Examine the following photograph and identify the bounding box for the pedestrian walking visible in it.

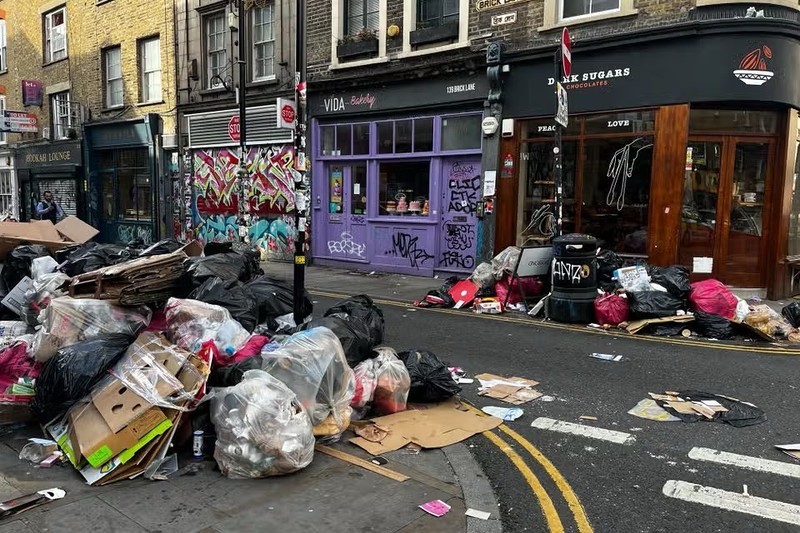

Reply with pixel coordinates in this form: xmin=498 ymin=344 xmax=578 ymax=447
xmin=35 ymin=190 xmax=65 ymax=223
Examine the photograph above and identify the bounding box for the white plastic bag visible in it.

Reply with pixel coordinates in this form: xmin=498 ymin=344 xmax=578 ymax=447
xmin=31 ymin=256 xmax=59 ymax=281
xmin=211 ymin=370 xmax=314 ymax=479
xmin=164 ymin=298 xmax=249 ymax=356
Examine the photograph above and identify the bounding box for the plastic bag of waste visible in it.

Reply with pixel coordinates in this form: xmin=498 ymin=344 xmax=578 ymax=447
xmin=398 ymin=349 xmax=461 ymax=403
xmin=2 ymin=245 xmax=50 ymax=290
xmin=164 ymin=298 xmax=249 ymax=356
xmin=627 ymin=291 xmax=684 ymax=319
xmin=689 ymin=279 xmax=738 ymax=319
xmin=246 ymin=276 xmax=312 ymax=329
xmin=693 ymin=310 xmax=734 ymax=340
xmin=324 ymin=295 xmax=385 ymax=346
xmin=190 ymin=277 xmax=260 ymax=332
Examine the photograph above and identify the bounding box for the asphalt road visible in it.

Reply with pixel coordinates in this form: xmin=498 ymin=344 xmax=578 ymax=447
xmin=313 ymin=293 xmax=800 ymax=533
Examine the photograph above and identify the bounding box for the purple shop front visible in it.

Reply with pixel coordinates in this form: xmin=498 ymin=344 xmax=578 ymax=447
xmin=309 ymin=75 xmax=487 ymax=276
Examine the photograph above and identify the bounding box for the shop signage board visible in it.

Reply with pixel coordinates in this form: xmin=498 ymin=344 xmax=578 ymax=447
xmin=476 ymin=0 xmax=521 ymax=11
xmin=491 ymin=12 xmax=517 ymax=25
xmin=504 ymin=32 xmax=800 ymax=117
xmin=21 ymin=80 xmax=43 ymax=106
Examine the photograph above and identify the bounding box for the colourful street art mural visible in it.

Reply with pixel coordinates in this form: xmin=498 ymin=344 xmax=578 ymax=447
xmin=192 ymin=145 xmax=298 ymax=260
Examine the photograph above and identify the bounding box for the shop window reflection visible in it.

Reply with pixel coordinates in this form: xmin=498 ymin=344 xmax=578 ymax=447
xmin=379 ymin=161 xmax=430 ymax=216
xmin=441 ymin=115 xmax=482 ymax=151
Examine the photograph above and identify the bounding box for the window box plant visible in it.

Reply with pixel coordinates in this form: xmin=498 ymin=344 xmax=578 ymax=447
xmin=409 ymin=21 xmax=459 ymax=46
xmin=337 ymin=28 xmax=379 ymax=60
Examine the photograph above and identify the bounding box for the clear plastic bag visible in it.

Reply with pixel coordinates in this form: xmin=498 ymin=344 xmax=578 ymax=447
xmin=469 ymin=262 xmax=496 ymax=291
xmin=20 ymin=272 xmax=70 ymax=327
xmin=30 ymin=297 xmax=151 ymax=363
xmin=744 ymin=304 xmax=793 ymax=339
xmin=261 ymin=327 xmax=355 ymax=431
xmin=211 ymin=369 xmax=314 ymax=479
xmin=371 ymin=347 xmax=411 ymax=415
xmin=491 ymin=246 xmax=521 ymax=278
xmin=351 ymin=358 xmax=379 ymax=410
xmin=164 ymin=298 xmax=250 ymax=356
xmin=31 ymin=256 xmax=59 ymax=281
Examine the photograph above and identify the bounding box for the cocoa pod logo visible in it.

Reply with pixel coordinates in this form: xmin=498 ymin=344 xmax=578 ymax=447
xmin=739 ymin=46 xmax=772 ymax=71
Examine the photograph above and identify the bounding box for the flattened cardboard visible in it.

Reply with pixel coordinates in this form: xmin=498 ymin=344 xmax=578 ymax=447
xmin=55 ymin=216 xmax=99 ymax=244
xmin=349 ymin=400 xmax=502 ymax=455
xmin=475 ymin=373 xmax=540 ymax=388
xmin=622 ymin=315 xmax=694 ymax=335
xmin=475 ymin=373 xmax=542 ymax=405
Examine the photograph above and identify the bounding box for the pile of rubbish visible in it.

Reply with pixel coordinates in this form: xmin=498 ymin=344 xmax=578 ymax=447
xmin=0 ymin=233 xmax=477 ymax=487
xmin=593 ymin=251 xmax=800 ymax=344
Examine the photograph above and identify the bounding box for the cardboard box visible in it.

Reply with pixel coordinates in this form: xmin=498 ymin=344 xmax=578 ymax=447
xmin=70 ymin=401 xmax=168 ymax=468
xmin=0 ymin=216 xmax=98 ymax=260
xmin=1 ymin=277 xmax=32 ymax=316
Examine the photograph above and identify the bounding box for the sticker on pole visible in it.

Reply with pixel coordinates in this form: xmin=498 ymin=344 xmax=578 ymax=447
xmin=555 ymin=83 xmax=568 ymax=127
xmin=228 ymin=116 xmax=240 ymax=142
xmin=561 ymin=27 xmax=572 ymax=79
xmin=277 ymin=97 xmax=297 ymax=129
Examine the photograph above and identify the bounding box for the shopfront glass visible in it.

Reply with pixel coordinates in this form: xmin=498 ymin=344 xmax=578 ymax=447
xmin=517 ymin=111 xmax=655 ymax=254
xmin=93 ymin=147 xmax=154 ymax=243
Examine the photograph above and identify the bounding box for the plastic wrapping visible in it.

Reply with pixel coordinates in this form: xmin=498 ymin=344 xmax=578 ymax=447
xmin=32 ymin=334 xmax=133 ymax=423
xmin=735 ymin=299 xmax=750 ymax=322
xmin=689 ymin=279 xmax=738 ymax=319
xmin=211 ymin=369 xmax=314 ymax=479
xmin=371 ymin=347 xmax=410 ymax=415
xmin=181 ymin=252 xmax=261 ymax=294
xmin=594 ymin=293 xmax=629 ymax=326
xmin=138 ymin=239 xmax=184 ymax=257
xmin=491 ymin=246 xmax=521 ymax=278
xmin=744 ymin=305 xmax=793 ymax=339
xmin=261 ymin=327 xmax=355 ymax=429
xmin=20 ymin=272 xmax=70 ymax=327
xmin=247 ymin=276 xmax=313 ymax=329
xmin=414 ymin=276 xmax=459 ymax=308
xmin=31 ymin=256 xmax=59 ymax=280
xmin=60 ymin=243 xmax=133 ymax=276
xmin=164 ymin=298 xmax=250 ymax=356
xmin=108 ymin=332 xmax=201 ymax=411
xmin=300 ymin=315 xmax=373 ymax=367
xmin=324 ymin=295 xmax=385 ymax=347
xmin=30 ymin=298 xmax=151 ymax=363
xmin=495 ymin=274 xmax=544 ymax=305
xmin=2 ymin=245 xmax=51 ymax=290
xmin=351 ymin=359 xmax=379 ymax=410
xmin=0 ymin=338 xmax=38 ymax=394
xmin=190 ymin=277 xmax=260 ymax=332
xmin=398 ymin=349 xmax=461 ymax=403
xmin=627 ymin=291 xmax=685 ymax=319
xmin=470 ymin=262 xmax=496 ymax=291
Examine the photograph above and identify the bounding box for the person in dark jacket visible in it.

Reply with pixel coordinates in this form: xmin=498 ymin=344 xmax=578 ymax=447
xmin=35 ymin=191 xmax=64 ymax=223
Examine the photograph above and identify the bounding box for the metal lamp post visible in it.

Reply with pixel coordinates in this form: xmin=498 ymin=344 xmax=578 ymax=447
xmin=293 ymin=0 xmax=308 ymax=324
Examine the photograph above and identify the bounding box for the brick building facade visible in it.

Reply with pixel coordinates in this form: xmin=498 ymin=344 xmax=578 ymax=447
xmin=307 ymin=0 xmax=800 ymax=298
xmin=0 ymin=0 xmax=177 ymax=243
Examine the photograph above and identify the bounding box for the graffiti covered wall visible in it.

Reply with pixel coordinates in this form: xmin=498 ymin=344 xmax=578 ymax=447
xmin=192 ymin=145 xmax=297 ymax=260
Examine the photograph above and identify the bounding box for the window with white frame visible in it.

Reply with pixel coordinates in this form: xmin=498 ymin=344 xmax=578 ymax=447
xmin=104 ymin=46 xmax=123 ymax=108
xmin=345 ymin=0 xmax=379 ymax=35
xmin=44 ymin=7 xmax=67 ymax=63
xmin=561 ymin=0 xmax=620 ymax=20
xmin=139 ymin=36 xmax=162 ymax=102
xmin=205 ymin=13 xmax=227 ymax=88
xmin=51 ymin=91 xmax=72 ymax=139
xmin=0 ymin=20 xmax=7 ymax=73
xmin=417 ymin=0 xmax=459 ymax=28
xmin=0 ymin=171 xmax=13 ymax=217
xmin=251 ymin=4 xmax=275 ymax=81
xmin=0 ymin=96 xmax=6 ymax=144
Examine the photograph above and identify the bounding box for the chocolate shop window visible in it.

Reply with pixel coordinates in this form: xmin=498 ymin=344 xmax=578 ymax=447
xmin=379 ymin=161 xmax=431 ymax=216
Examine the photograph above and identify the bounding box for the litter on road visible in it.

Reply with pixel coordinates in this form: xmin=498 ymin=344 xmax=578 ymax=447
xmin=419 ymin=499 xmax=452 ymax=517
xmin=775 ymin=444 xmax=800 ymax=461
xmin=650 ymin=391 xmax=766 ymax=427
xmin=465 ymin=508 xmax=492 ymax=520
xmin=588 ymin=353 xmax=622 ymax=362
xmin=476 ymin=373 xmax=543 ymax=405
xmin=481 ymin=406 xmax=524 ymax=421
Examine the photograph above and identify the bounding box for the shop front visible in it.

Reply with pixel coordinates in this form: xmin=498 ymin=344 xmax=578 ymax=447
xmin=14 ymin=141 xmax=83 ymax=222
xmin=0 ymin=147 xmax=17 ymax=220
xmin=184 ymin=105 xmax=295 ymax=261
xmin=309 ymin=74 xmax=487 ymax=276
xmin=84 ymin=115 xmax=162 ymax=244
xmin=499 ymin=24 xmax=800 ymax=297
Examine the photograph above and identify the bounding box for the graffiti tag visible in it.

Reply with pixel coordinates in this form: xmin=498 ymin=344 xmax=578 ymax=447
xmin=328 ymin=232 xmax=366 ymax=258
xmin=440 ymin=251 xmax=475 ymax=270
xmin=448 ymin=176 xmax=481 ymax=213
xmin=117 ymin=224 xmax=153 ymax=245
xmin=387 ymin=232 xmax=433 ymax=269
xmin=444 ymin=223 xmax=475 ymax=251
xmin=552 ymin=260 xmax=590 ymax=284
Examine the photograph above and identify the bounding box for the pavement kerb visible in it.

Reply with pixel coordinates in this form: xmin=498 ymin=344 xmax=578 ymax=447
xmin=443 ymin=442 xmax=504 ymax=533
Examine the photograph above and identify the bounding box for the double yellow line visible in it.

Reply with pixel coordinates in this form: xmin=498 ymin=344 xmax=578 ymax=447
xmin=465 ymin=404 xmax=593 ymax=533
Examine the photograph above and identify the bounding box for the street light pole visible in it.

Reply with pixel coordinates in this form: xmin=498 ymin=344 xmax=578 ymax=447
xmin=293 ymin=0 xmax=308 ymax=324
xmin=237 ymin=0 xmax=249 ymax=239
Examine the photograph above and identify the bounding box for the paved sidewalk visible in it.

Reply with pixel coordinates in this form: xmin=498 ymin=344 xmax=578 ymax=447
xmin=0 ymin=422 xmax=491 ymax=533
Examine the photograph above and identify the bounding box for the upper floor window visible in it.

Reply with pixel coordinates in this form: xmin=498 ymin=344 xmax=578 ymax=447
xmin=251 ymin=3 xmax=275 ymax=81
xmin=103 ymin=46 xmax=123 ymax=108
xmin=561 ymin=0 xmax=619 ymax=20
xmin=205 ymin=12 xmax=227 ymax=88
xmin=0 ymin=20 xmax=7 ymax=73
xmin=44 ymin=7 xmax=67 ymax=63
xmin=417 ymin=0 xmax=458 ymax=28
xmin=0 ymin=96 xmax=6 ymax=144
xmin=139 ymin=36 xmax=162 ymax=103
xmin=51 ymin=91 xmax=72 ymax=139
xmin=345 ymin=0 xmax=379 ymax=35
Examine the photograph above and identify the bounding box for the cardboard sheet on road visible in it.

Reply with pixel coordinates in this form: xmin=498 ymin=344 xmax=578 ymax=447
xmin=621 ymin=315 xmax=694 ymax=334
xmin=349 ymin=400 xmax=502 ymax=455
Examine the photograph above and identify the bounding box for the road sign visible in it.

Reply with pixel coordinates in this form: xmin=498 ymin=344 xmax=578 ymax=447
xmin=276 ymin=97 xmax=297 ymax=129
xmin=228 ymin=115 xmax=240 ymax=142
xmin=555 ymin=83 xmax=568 ymax=127
xmin=561 ymin=27 xmax=572 ymax=79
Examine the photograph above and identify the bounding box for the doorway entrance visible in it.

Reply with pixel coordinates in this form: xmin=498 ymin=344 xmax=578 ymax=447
xmin=324 ymin=163 xmax=369 ymax=262
xmin=680 ymin=137 xmax=773 ymax=287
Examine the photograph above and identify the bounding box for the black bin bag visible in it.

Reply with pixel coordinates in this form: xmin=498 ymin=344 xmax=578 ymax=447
xmin=693 ymin=310 xmax=734 ymax=340
xmin=190 ymin=277 xmax=260 ymax=332
xmin=647 ymin=265 xmax=691 ymax=299
xmin=782 ymin=302 xmax=800 ymax=328
xmin=2 ymin=245 xmax=51 ymax=289
xmin=398 ymin=349 xmax=461 ymax=403
xmin=627 ymin=291 xmax=685 ymax=319
xmin=32 ymin=334 xmax=134 ymax=423
xmin=299 ymin=315 xmax=372 ymax=367
xmin=247 ymin=276 xmax=312 ymax=329
xmin=324 ymin=295 xmax=385 ymax=346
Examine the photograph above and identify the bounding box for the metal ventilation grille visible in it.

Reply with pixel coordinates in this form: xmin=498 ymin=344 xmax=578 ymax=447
xmin=187 ymin=106 xmax=293 ymax=148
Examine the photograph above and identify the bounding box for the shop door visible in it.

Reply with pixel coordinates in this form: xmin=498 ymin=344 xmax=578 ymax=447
xmin=438 ymin=157 xmax=481 ymax=272
xmin=680 ymin=137 xmax=772 ymax=287
xmin=324 ymin=163 xmax=368 ymax=261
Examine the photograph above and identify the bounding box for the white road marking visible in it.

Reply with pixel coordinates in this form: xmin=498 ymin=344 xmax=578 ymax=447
xmin=662 ymin=480 xmax=800 ymax=526
xmin=688 ymin=447 xmax=800 ymax=479
xmin=530 ymin=417 xmax=635 ymax=445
